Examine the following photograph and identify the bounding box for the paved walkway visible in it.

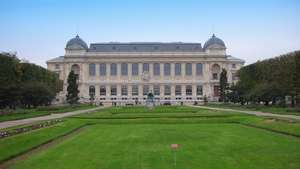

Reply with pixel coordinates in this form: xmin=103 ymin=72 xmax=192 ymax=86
xmin=0 ymin=106 xmax=108 ymax=130
xmin=190 ymin=105 xmax=300 ymax=121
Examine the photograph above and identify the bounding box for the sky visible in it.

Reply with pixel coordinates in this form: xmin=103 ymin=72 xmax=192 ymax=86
xmin=0 ymin=0 xmax=299 ymax=67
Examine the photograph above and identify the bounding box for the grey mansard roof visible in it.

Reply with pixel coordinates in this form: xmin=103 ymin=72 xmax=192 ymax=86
xmin=227 ymin=55 xmax=245 ymax=63
xmin=88 ymin=42 xmax=203 ymax=52
xmin=47 ymin=56 xmax=64 ymax=63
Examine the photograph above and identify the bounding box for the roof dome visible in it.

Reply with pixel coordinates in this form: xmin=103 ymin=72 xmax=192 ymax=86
xmin=203 ymin=34 xmax=226 ymax=49
xmin=66 ymin=35 xmax=88 ymax=50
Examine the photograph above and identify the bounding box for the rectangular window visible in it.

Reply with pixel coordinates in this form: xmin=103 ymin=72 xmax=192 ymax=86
xmin=214 ymin=86 xmax=220 ymax=97
xmin=143 ymin=85 xmax=149 ymax=95
xmin=55 ymin=64 xmax=60 ymax=69
xmin=232 ymin=64 xmax=236 ymax=68
xmin=164 ymin=63 xmax=171 ymax=76
xmin=121 ymin=85 xmax=128 ymax=96
xmin=186 ymin=85 xmax=192 ymax=96
xmin=132 ymin=63 xmax=139 ymax=76
xmin=232 ymin=73 xmax=238 ymax=81
xmin=185 ymin=63 xmax=192 ymax=76
xmin=197 ymin=85 xmax=203 ymax=95
xmin=99 ymin=63 xmax=106 ymax=76
xmin=213 ymin=73 xmax=218 ymax=80
xmin=175 ymin=85 xmax=181 ymax=96
xmin=196 ymin=63 xmax=203 ymax=75
xmin=89 ymin=63 xmax=96 ymax=76
xmin=100 ymin=86 xmax=106 ymax=96
xmin=175 ymin=63 xmax=181 ymax=76
xmin=132 ymin=85 xmax=139 ymax=96
xmin=110 ymin=63 xmax=117 ymax=76
xmin=121 ymin=63 xmax=128 ymax=76
xmin=143 ymin=63 xmax=149 ymax=72
xmin=164 ymin=85 xmax=171 ymax=95
xmin=89 ymin=86 xmax=95 ymax=96
xmin=111 ymin=85 xmax=117 ymax=96
xmin=154 ymin=85 xmax=160 ymax=96
xmin=153 ymin=63 xmax=160 ymax=76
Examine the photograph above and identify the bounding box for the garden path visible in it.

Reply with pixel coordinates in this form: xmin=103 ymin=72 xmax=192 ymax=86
xmin=190 ymin=105 xmax=300 ymax=121
xmin=0 ymin=106 xmax=107 ymax=129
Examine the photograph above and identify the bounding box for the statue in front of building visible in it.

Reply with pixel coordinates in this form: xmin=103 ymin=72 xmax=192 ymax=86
xmin=146 ymin=91 xmax=155 ymax=109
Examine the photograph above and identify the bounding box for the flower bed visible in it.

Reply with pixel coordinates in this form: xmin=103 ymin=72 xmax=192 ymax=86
xmin=0 ymin=119 xmax=64 ymax=139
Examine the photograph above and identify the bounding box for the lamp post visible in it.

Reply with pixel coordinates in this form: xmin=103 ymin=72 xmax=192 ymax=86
xmin=170 ymin=144 xmax=179 ymax=168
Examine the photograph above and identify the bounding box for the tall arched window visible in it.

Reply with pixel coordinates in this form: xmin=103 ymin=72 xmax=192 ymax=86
xmin=110 ymin=63 xmax=117 ymax=76
xmin=185 ymin=63 xmax=192 ymax=76
xmin=132 ymin=63 xmax=139 ymax=76
xmin=71 ymin=64 xmax=80 ymax=79
xmin=121 ymin=63 xmax=128 ymax=76
xmin=164 ymin=63 xmax=170 ymax=76
xmin=175 ymin=63 xmax=181 ymax=76
xmin=153 ymin=63 xmax=160 ymax=76
xmin=99 ymin=63 xmax=106 ymax=76
xmin=196 ymin=63 xmax=203 ymax=75
xmin=212 ymin=64 xmax=221 ymax=80
xmin=89 ymin=63 xmax=96 ymax=76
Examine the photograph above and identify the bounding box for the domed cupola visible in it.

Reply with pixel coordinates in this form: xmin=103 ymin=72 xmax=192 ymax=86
xmin=65 ymin=35 xmax=88 ymax=50
xmin=203 ymin=34 xmax=226 ymax=50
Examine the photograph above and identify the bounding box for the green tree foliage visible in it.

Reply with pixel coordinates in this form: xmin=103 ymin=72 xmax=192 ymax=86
xmin=0 ymin=52 xmax=62 ymax=109
xmin=231 ymin=50 xmax=300 ymax=106
xmin=66 ymin=71 xmax=79 ymax=105
xmin=219 ymin=69 xmax=228 ymax=102
xmin=20 ymin=82 xmax=55 ymax=108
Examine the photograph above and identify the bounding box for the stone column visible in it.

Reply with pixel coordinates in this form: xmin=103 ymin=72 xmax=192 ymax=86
xmin=149 ymin=63 xmax=153 ymax=78
xmin=192 ymin=84 xmax=197 ymax=98
xmin=107 ymin=63 xmax=111 ymax=80
xmin=160 ymin=84 xmax=164 ymax=98
xmin=128 ymin=63 xmax=132 ymax=81
xmin=192 ymin=63 xmax=196 ymax=78
xmin=182 ymin=63 xmax=185 ymax=79
xmin=160 ymin=63 xmax=164 ymax=80
xmin=117 ymin=63 xmax=121 ymax=80
xmin=128 ymin=84 xmax=132 ymax=97
xmin=117 ymin=84 xmax=121 ymax=97
xmin=171 ymin=63 xmax=175 ymax=80
xmin=182 ymin=85 xmax=186 ymax=97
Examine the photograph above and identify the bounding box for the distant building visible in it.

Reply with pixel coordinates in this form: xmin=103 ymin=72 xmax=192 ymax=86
xmin=47 ymin=34 xmax=244 ymax=105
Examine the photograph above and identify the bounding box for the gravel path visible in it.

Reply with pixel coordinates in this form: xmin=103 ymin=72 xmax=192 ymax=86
xmin=0 ymin=106 xmax=107 ymax=130
xmin=190 ymin=105 xmax=300 ymax=121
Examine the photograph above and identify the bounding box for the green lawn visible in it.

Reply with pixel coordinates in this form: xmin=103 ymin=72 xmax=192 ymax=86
xmin=206 ymin=103 xmax=300 ymax=115
xmin=0 ymin=104 xmax=96 ymax=122
xmin=0 ymin=105 xmax=299 ymax=169
xmin=9 ymin=124 xmax=300 ymax=169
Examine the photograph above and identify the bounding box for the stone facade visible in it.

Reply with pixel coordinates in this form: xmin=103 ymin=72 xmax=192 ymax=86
xmin=47 ymin=34 xmax=244 ymax=105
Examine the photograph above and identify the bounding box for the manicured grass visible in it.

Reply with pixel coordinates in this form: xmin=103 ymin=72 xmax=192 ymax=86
xmin=0 ymin=104 xmax=96 ymax=122
xmin=9 ymin=124 xmax=300 ymax=169
xmin=0 ymin=119 xmax=86 ymax=162
xmin=206 ymin=103 xmax=300 ymax=115
xmin=1 ymin=106 xmax=300 ymax=169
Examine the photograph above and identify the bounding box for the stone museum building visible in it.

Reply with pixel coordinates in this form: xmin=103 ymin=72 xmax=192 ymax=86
xmin=47 ymin=34 xmax=244 ymax=105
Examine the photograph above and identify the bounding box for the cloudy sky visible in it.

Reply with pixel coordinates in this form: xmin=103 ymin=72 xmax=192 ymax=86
xmin=0 ymin=0 xmax=299 ymax=67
